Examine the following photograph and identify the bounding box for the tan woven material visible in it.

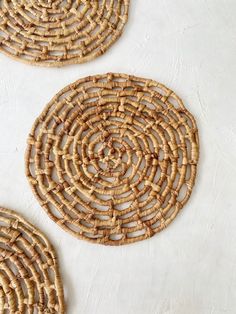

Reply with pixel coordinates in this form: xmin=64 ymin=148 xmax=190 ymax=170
xmin=26 ymin=73 xmax=199 ymax=245
xmin=0 ymin=0 xmax=129 ymax=67
xmin=0 ymin=207 xmax=65 ymax=313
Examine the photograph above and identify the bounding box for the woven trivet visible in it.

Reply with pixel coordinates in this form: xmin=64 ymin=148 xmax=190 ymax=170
xmin=26 ymin=73 xmax=199 ymax=245
xmin=0 ymin=0 xmax=129 ymax=67
xmin=0 ymin=207 xmax=65 ymax=313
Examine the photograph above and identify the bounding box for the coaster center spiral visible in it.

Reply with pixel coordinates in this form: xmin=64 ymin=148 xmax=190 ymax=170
xmin=97 ymin=138 xmax=124 ymax=174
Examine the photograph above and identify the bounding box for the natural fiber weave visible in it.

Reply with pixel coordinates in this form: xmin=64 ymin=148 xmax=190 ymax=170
xmin=0 ymin=207 xmax=65 ymax=313
xmin=26 ymin=73 xmax=199 ymax=245
xmin=0 ymin=0 xmax=129 ymax=67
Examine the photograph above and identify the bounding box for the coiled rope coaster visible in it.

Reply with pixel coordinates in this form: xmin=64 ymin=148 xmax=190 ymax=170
xmin=0 ymin=0 xmax=129 ymax=66
xmin=26 ymin=73 xmax=199 ymax=245
xmin=0 ymin=207 xmax=65 ymax=313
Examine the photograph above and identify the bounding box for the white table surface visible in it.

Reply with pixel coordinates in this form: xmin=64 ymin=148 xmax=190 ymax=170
xmin=0 ymin=1 xmax=236 ymax=313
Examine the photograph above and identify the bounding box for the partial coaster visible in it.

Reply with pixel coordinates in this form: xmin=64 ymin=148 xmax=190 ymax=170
xmin=0 ymin=0 xmax=129 ymax=66
xmin=0 ymin=207 xmax=65 ymax=313
xmin=26 ymin=73 xmax=199 ymax=245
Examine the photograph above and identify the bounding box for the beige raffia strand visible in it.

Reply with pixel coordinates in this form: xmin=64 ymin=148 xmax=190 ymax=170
xmin=25 ymin=73 xmax=199 ymax=245
xmin=0 ymin=207 xmax=65 ymax=313
xmin=0 ymin=0 xmax=129 ymax=67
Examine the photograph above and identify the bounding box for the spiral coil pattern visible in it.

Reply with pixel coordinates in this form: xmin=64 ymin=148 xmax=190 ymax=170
xmin=0 ymin=207 xmax=65 ymax=313
xmin=26 ymin=73 xmax=199 ymax=245
xmin=0 ymin=0 xmax=129 ymax=66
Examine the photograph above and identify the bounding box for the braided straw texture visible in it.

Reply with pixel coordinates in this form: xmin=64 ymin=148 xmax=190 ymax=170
xmin=26 ymin=73 xmax=199 ymax=245
xmin=0 ymin=0 xmax=129 ymax=67
xmin=0 ymin=207 xmax=65 ymax=313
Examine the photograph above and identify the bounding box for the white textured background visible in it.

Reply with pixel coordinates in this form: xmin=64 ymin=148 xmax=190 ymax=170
xmin=0 ymin=0 xmax=236 ymax=313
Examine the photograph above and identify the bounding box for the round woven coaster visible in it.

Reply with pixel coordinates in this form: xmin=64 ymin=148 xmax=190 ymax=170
xmin=26 ymin=73 xmax=199 ymax=245
xmin=0 ymin=0 xmax=129 ymax=67
xmin=0 ymin=207 xmax=65 ymax=313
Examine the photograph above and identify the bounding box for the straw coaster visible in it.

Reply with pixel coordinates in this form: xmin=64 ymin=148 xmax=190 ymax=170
xmin=0 ymin=0 xmax=129 ymax=67
xmin=0 ymin=207 xmax=65 ymax=313
xmin=26 ymin=73 xmax=199 ymax=245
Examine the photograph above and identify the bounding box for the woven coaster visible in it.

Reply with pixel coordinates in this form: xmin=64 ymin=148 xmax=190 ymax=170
xmin=0 ymin=0 xmax=129 ymax=67
xmin=0 ymin=207 xmax=65 ymax=313
xmin=26 ymin=73 xmax=199 ymax=245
